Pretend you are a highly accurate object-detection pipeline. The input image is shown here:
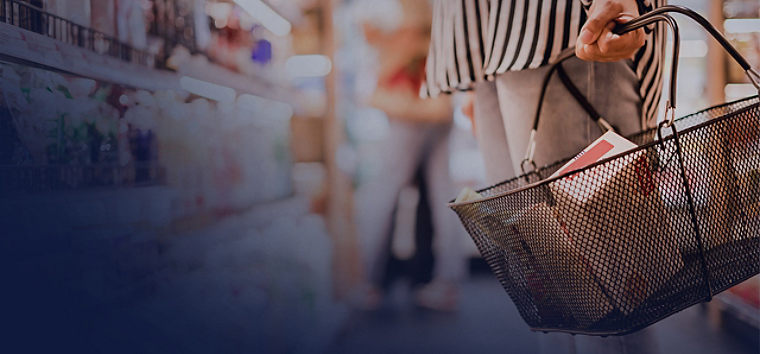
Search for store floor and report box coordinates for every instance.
[329,275,759,354]
[13,196,756,354]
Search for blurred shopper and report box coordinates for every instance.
[425,0,666,352]
[353,0,466,311]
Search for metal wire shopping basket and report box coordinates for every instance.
[450,6,760,335]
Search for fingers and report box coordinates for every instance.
[577,11,645,62]
[462,93,475,121]
[462,93,476,135]
[577,43,631,62]
[576,0,648,62]
[579,1,624,45]
[597,28,644,55]
[577,44,622,62]
[577,34,642,62]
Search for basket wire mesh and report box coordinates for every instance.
[450,6,760,335]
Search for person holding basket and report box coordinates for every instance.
[424,0,666,352]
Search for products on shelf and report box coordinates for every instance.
[90,0,116,36]
[43,0,92,27]
[1,60,292,210]
[1,62,120,165]
[122,87,293,214]
[116,0,148,50]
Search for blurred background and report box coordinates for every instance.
[0,0,758,353]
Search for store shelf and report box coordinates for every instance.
[176,56,294,103]
[0,21,182,90]
[1,21,296,101]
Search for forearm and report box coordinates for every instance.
[370,90,452,123]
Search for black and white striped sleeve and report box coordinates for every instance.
[423,0,666,128]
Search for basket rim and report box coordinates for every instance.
[449,95,760,208]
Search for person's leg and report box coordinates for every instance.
[493,57,643,172]
[493,58,658,354]
[472,80,577,352]
[473,80,517,184]
[425,123,466,283]
[414,122,468,310]
[355,120,427,297]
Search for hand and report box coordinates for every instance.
[462,92,475,122]
[575,0,645,62]
[462,92,476,135]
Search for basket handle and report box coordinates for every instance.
[521,5,760,175]
[614,5,760,126]
[522,14,678,176]
[522,49,615,176]
[532,48,613,134]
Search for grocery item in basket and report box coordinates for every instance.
[548,131,683,315]
[702,131,756,247]
[490,202,615,327]
[455,187,483,203]
[549,130,638,183]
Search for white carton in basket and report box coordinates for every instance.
[491,202,615,327]
[548,131,683,314]
[548,131,639,198]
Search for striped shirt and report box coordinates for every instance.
[423,0,666,126]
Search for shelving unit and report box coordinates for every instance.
[1,2,346,351]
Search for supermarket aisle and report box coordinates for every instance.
[330,275,759,354]
[330,276,540,354]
